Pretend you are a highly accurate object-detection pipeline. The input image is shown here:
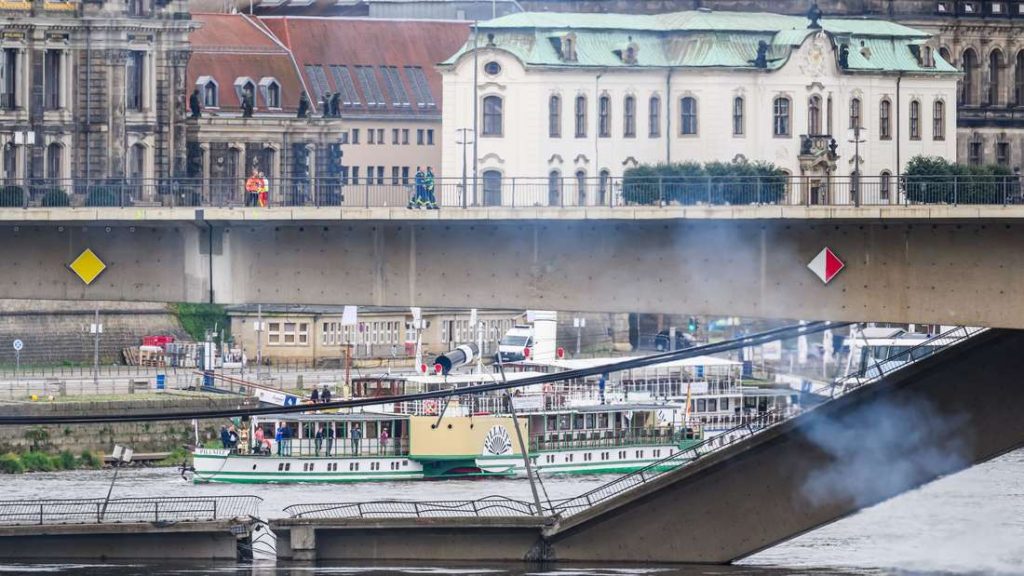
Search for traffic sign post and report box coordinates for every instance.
[12,339,22,383]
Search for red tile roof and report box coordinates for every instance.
[259,17,470,116]
[187,13,307,112]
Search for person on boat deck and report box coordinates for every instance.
[275,425,284,456]
[282,425,293,456]
[220,425,230,449]
[315,426,324,456]
[379,427,390,455]
[310,387,319,404]
[351,424,362,455]
[253,425,265,455]
[321,386,332,403]
[228,426,239,451]
[325,426,334,456]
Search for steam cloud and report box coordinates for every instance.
[799,395,972,509]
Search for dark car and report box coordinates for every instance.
[654,331,695,352]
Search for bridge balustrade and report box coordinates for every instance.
[0,496,262,525]
[1,176,1020,209]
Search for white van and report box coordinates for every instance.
[497,325,534,362]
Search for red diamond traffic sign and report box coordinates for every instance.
[808,247,845,284]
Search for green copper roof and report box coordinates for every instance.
[442,10,952,75]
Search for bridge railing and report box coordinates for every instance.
[0,496,262,525]
[1,175,1021,209]
[283,495,539,519]
[547,325,986,519]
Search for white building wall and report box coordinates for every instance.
[441,31,958,206]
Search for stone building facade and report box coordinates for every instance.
[514,0,1024,171]
[0,0,194,196]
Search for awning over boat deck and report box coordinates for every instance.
[257,412,408,423]
[515,354,741,371]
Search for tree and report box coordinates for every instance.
[904,155,1014,204]
[622,160,787,205]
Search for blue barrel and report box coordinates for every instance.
[203,371,214,388]
[156,374,166,390]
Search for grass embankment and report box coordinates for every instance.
[0,450,103,474]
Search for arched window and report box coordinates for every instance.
[1015,51,1024,106]
[989,49,1004,106]
[649,95,661,137]
[203,80,218,108]
[548,170,562,206]
[575,169,587,205]
[773,96,790,137]
[849,97,862,130]
[482,95,503,136]
[880,171,892,202]
[598,95,611,138]
[45,142,62,180]
[879,98,891,140]
[808,95,821,135]
[623,95,636,137]
[680,96,697,135]
[933,100,945,141]
[482,170,502,206]
[598,169,610,206]
[575,95,587,138]
[962,48,979,105]
[733,96,744,136]
[910,100,921,140]
[549,95,561,138]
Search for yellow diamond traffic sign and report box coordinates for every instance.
[69,249,106,285]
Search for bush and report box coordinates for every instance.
[904,155,1017,205]
[57,450,77,470]
[79,450,102,469]
[0,453,23,474]
[84,186,122,207]
[39,188,69,207]
[20,451,56,472]
[0,185,25,207]
[622,160,787,205]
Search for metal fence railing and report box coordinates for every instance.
[546,325,985,519]
[284,496,539,519]
[0,496,262,525]
[1,175,1021,209]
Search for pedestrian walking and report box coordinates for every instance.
[325,425,335,456]
[409,167,425,209]
[311,387,320,404]
[351,424,362,455]
[315,427,324,456]
[321,385,332,404]
[424,166,438,209]
[245,169,260,207]
[379,427,390,455]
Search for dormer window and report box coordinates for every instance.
[551,32,578,63]
[234,76,256,110]
[197,76,218,108]
[259,77,281,109]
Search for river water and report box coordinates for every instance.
[1,448,1022,575]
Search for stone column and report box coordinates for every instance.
[106,49,129,178]
[168,50,191,178]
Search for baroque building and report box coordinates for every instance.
[440,10,958,205]
[0,0,194,195]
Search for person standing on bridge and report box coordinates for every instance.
[408,167,425,209]
[310,387,319,404]
[245,169,261,207]
[258,171,269,208]
[321,385,331,404]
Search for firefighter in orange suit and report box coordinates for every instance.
[244,169,260,207]
[258,171,269,207]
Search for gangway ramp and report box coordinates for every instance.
[541,327,1024,563]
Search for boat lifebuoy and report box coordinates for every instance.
[423,399,438,415]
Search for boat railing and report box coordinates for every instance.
[283,495,539,519]
[245,437,410,458]
[548,326,985,519]
[530,427,697,452]
[0,496,262,525]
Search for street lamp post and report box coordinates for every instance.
[847,124,867,207]
[456,128,475,208]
